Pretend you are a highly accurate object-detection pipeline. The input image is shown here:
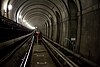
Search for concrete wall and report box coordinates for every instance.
[55,0,100,65]
[1,0,100,65]
[79,0,100,64]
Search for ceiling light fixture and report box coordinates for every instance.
[23,19,26,22]
[19,15,22,19]
[8,4,12,10]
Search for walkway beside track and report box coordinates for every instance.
[30,42,57,67]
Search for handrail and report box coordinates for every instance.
[20,36,34,67]
[43,36,100,67]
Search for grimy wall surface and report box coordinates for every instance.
[62,0,100,65]
[79,0,100,64]
[1,0,100,65]
[51,0,100,65]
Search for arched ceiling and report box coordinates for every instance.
[1,0,70,30]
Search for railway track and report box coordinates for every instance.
[0,35,100,67]
[42,37,100,67]
[0,33,33,67]
[21,37,100,67]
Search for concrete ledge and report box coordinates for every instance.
[0,33,32,50]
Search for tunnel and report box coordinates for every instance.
[0,0,100,67]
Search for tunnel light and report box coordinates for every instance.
[25,22,36,30]
[8,4,12,10]
[19,15,22,19]
[35,26,37,28]
[22,19,35,29]
[23,19,26,22]
[3,5,7,11]
[3,3,7,12]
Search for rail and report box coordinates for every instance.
[20,36,34,67]
[42,38,79,67]
[43,36,100,67]
[0,33,33,65]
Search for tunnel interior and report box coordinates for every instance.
[0,0,100,66]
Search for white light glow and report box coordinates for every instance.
[35,26,37,28]
[19,15,22,19]
[23,19,26,22]
[8,4,12,10]
[3,3,7,12]
[25,22,36,30]
[4,5,7,11]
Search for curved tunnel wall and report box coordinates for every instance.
[1,0,100,65]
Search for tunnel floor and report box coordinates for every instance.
[30,42,57,67]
